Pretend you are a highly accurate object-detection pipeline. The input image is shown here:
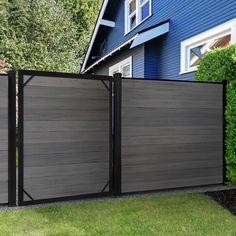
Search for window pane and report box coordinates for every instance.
[190,34,231,68]
[130,15,136,29]
[141,1,150,21]
[122,64,131,77]
[129,0,136,15]
[190,45,204,67]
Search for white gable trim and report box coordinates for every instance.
[81,0,110,73]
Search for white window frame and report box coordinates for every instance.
[125,0,152,35]
[109,57,133,77]
[180,18,236,75]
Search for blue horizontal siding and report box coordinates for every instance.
[89,0,236,80]
[93,45,145,78]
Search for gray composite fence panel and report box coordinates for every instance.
[23,75,110,201]
[121,79,223,193]
[0,75,8,203]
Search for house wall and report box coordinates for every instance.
[90,0,236,80]
[93,45,145,78]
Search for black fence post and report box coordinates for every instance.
[223,80,227,184]
[8,71,16,207]
[18,71,24,205]
[113,73,122,196]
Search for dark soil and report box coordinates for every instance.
[206,190,236,216]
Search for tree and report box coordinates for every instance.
[59,0,102,60]
[0,0,82,72]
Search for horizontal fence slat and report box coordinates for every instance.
[25,86,108,99]
[24,131,109,143]
[24,142,109,156]
[24,121,109,132]
[24,76,108,89]
[24,152,110,167]
[24,109,109,121]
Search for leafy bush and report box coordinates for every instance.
[195,45,236,184]
[0,0,81,72]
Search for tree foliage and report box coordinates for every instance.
[195,45,236,184]
[0,0,100,72]
[59,0,102,58]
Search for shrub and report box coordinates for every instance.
[195,45,236,184]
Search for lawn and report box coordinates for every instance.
[0,193,236,236]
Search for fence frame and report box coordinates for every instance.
[17,70,114,206]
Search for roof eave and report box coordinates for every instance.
[81,35,137,74]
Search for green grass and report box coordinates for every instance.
[1,193,236,236]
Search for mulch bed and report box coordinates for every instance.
[206,190,236,216]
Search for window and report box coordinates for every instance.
[125,0,152,34]
[180,18,236,74]
[109,57,132,77]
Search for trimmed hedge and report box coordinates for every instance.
[195,45,236,184]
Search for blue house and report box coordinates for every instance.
[81,0,236,80]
